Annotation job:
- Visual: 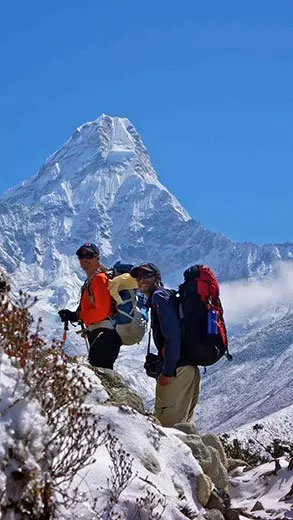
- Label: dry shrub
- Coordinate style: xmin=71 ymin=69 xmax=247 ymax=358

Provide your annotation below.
xmin=0 ymin=287 xmax=107 ymax=518
xmin=221 ymin=426 xmax=293 ymax=472
xmin=220 ymin=434 xmax=268 ymax=467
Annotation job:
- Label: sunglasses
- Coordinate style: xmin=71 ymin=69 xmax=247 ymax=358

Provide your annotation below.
xmin=77 ymin=252 xmax=96 ymax=259
xmin=136 ymin=272 xmax=155 ymax=281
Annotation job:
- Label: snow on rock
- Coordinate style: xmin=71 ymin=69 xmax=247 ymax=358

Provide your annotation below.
xmin=76 ymin=363 xmax=109 ymax=404
xmin=0 ymin=346 xmax=292 ymax=520
xmin=67 ymin=405 xmax=204 ymax=519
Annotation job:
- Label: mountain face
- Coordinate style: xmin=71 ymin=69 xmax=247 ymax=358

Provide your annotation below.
xmin=197 ymin=310 xmax=293 ymax=432
xmin=0 ymin=114 xmax=292 ymax=433
xmin=1 ymin=114 xmax=293 ymax=287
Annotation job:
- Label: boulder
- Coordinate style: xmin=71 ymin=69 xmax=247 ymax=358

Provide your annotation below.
xmin=173 ymin=422 xmax=197 ymax=435
xmin=251 ymin=500 xmax=264 ymax=511
xmin=196 ymin=473 xmax=213 ymax=506
xmin=224 ymin=508 xmax=240 ymax=520
xmin=205 ymin=488 xmax=225 ymax=512
xmin=176 ymin=434 xmax=212 ymax=475
xmin=208 ymin=447 xmax=229 ymax=491
xmin=201 ymin=433 xmax=228 ymax=468
xmin=176 ymin=433 xmax=229 ymax=491
xmin=226 ymin=457 xmax=249 ymax=472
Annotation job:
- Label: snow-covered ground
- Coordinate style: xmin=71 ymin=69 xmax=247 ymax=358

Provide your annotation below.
xmin=66 ymin=405 xmax=204 ymax=519
xmin=1 ymin=350 xmax=292 ymax=519
xmin=0 ymin=352 xmax=204 ymax=519
xmin=231 ymin=459 xmax=293 ymax=520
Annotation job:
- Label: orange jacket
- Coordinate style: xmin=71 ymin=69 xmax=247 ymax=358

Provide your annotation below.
xmin=79 ymin=272 xmax=113 ymax=327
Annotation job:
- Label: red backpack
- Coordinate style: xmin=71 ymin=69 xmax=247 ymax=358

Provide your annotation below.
xmin=178 ymin=265 xmax=231 ymax=366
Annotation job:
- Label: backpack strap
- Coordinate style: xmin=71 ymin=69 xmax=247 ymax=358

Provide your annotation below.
xmin=114 ymin=289 xmax=137 ymax=321
xmin=147 ymin=328 xmax=152 ymax=356
xmin=116 ymin=307 xmax=134 ymax=319
xmin=81 ymin=269 xmax=105 ymax=306
xmin=225 ymin=348 xmax=233 ymax=361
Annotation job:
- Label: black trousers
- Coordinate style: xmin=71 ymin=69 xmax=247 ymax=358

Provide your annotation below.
xmin=87 ymin=328 xmax=122 ymax=369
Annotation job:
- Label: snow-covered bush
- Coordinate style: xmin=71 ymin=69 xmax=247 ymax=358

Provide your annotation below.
xmin=0 ymin=288 xmax=107 ymax=518
xmin=220 ymin=433 xmax=268 ymax=467
xmin=221 ymin=425 xmax=293 ymax=472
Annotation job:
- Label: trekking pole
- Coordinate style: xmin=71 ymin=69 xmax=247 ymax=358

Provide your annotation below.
xmin=62 ymin=319 xmax=69 ymax=343
xmin=81 ymin=322 xmax=90 ymax=353
xmin=76 ymin=322 xmax=89 ymax=353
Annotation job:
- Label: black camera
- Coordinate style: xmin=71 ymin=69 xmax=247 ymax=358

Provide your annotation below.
xmin=144 ymin=353 xmax=163 ymax=379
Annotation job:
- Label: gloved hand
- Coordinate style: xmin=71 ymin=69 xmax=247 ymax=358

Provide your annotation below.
xmin=58 ymin=309 xmax=79 ymax=323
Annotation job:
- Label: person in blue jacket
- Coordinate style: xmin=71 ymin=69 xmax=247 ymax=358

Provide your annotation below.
xmin=130 ymin=262 xmax=200 ymax=427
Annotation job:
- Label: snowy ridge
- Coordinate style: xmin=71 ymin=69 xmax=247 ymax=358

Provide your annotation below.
xmin=228 ymin=403 xmax=293 ymax=445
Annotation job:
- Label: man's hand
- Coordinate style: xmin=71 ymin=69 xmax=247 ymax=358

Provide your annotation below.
xmin=58 ymin=309 xmax=78 ymax=323
xmin=157 ymin=374 xmax=172 ymax=387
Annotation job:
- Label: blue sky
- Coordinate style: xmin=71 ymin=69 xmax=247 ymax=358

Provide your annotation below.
xmin=0 ymin=0 xmax=292 ymax=244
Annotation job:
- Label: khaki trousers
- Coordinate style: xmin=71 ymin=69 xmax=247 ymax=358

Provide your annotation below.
xmin=155 ymin=365 xmax=200 ymax=427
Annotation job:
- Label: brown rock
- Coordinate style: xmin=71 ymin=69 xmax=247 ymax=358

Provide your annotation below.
xmin=196 ymin=473 xmax=213 ymax=506
xmin=94 ymin=367 xmax=145 ymax=413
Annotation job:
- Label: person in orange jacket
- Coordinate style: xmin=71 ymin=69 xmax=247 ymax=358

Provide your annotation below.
xmin=58 ymin=243 xmax=122 ymax=369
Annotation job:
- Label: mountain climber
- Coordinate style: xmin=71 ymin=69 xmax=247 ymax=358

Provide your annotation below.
xmin=130 ymin=262 xmax=200 ymax=427
xmin=58 ymin=243 xmax=121 ymax=369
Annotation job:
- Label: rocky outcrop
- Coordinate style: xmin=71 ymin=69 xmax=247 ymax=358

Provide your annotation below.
xmin=173 ymin=425 xmax=240 ymax=520
xmin=175 ymin=432 xmax=229 ymax=492
xmin=201 ymin=433 xmax=228 ymax=468
xmin=89 ymin=370 xmax=241 ymax=520
xmin=94 ymin=367 xmax=145 ymax=413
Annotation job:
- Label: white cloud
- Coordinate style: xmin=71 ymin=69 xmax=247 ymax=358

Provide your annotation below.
xmin=220 ymin=261 xmax=293 ymax=325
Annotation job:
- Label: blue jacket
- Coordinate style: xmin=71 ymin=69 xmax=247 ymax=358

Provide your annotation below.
xmin=150 ymin=288 xmax=182 ymax=377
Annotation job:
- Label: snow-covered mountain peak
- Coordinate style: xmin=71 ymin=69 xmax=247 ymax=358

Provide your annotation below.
xmin=1 ymin=114 xmax=159 ymax=207
xmin=0 ymin=114 xmax=192 ymax=272
xmin=1 ymin=113 xmax=293 ymax=280
xmin=63 ymin=114 xmax=152 ymax=166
